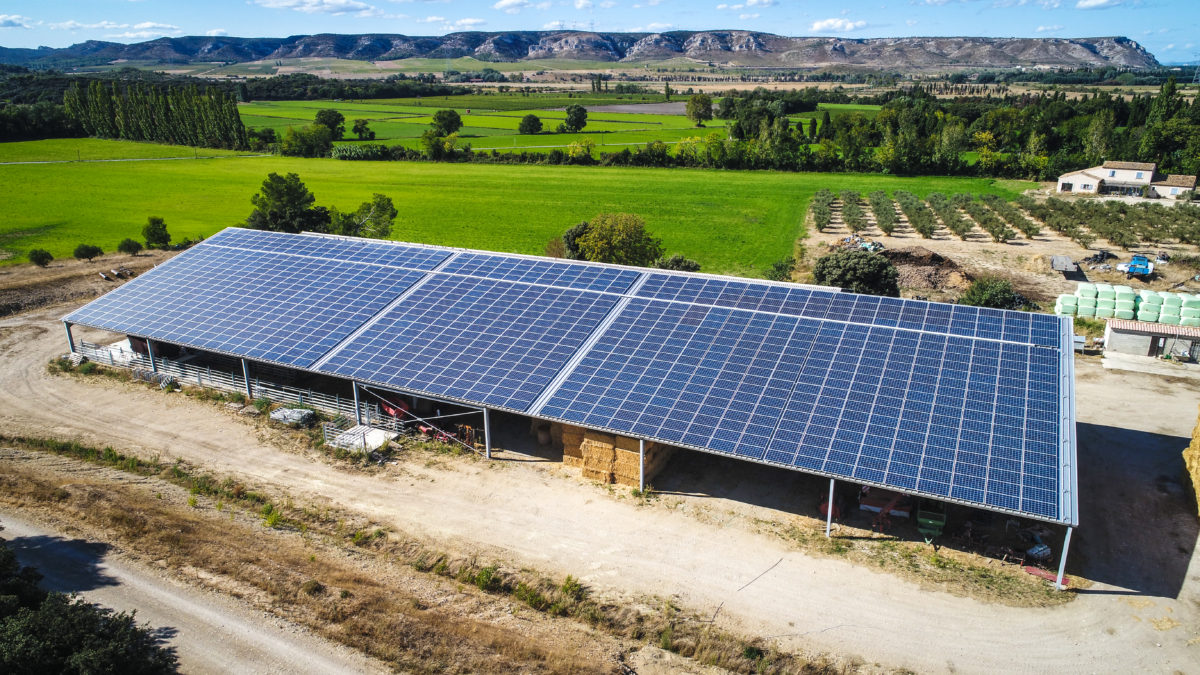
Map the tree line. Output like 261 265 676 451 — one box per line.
63 80 248 150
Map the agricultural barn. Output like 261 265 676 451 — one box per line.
1056 161 1197 199
1104 319 1200 361
63 228 1079 584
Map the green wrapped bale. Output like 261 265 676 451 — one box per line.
1182 317 1200 327
1114 309 1136 320
1160 314 1182 325
1057 294 1078 307
1115 300 1136 311
1096 299 1116 310
1162 294 1184 308
1096 283 1116 300
1137 310 1160 322
1076 283 1097 299
1055 304 1077 316
1076 305 1096 318
1140 290 1163 305
1095 307 1115 318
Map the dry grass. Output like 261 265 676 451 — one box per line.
0 437 855 675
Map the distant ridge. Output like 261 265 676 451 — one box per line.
0 32 1160 70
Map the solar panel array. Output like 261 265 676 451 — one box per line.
65 228 1076 524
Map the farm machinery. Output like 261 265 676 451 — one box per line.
1116 254 1155 279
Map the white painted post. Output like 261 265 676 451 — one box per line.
146 340 158 373
63 322 76 353
825 478 835 538
240 359 252 400
639 439 646 493
483 408 491 459
1055 527 1073 591
351 382 362 425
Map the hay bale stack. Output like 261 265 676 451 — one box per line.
1185 405 1200 517
613 443 676 487
549 422 564 451
560 423 585 468
557 426 677 487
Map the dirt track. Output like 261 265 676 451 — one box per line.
0 510 388 674
2 304 1199 673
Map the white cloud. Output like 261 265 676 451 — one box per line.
575 0 593 8
254 0 375 14
544 20 566 29
810 17 866 32
205 28 228 36
1075 0 1120 7
1035 24 1063 32
740 12 759 19
906 19 918 26
1165 43 1175 49
452 17 485 28
629 22 672 32
416 15 447 22
493 0 530 13
0 14 32 29
132 21 180 30
50 20 128 30
535 1 552 8
599 0 617 6
744 0 774 6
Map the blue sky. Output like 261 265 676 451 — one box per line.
0 0 1196 63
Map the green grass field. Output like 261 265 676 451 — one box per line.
0 139 252 163
0 142 1035 275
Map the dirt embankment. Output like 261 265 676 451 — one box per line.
879 246 974 295
0 251 175 317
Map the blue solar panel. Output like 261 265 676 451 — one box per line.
440 252 640 294
541 299 1067 521
65 244 427 367
207 228 451 271
320 274 621 410
539 299 812 453
636 274 1060 348
65 228 1074 524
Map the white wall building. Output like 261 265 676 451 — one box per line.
1056 161 1196 199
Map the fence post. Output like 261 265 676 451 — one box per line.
63 322 76 353
241 359 253 400
146 340 158 374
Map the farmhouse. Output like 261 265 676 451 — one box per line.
1104 319 1200 360
61 228 1079 586
1056 161 1197 199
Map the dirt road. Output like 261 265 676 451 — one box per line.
0 510 387 675
2 305 1198 673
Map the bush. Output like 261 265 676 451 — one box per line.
765 257 795 282
142 216 170 249
812 250 899 297
28 249 52 267
118 238 143 256
73 244 102 262
959 277 1022 310
518 114 542 135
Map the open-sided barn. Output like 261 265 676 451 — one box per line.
63 228 1079 585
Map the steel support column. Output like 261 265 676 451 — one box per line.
1055 527 1073 591
825 478 835 538
483 408 491 459
146 340 158 374
352 382 362 425
240 359 252 400
64 322 76 353
639 439 646 493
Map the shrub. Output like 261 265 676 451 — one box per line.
117 238 143 256
300 579 325 596
28 249 52 267
959 277 1023 310
142 216 170 249
812 250 899 297
73 244 102 261
764 257 795 282
518 114 542 135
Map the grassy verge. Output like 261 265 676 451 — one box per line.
756 518 1079 608
0 437 847 674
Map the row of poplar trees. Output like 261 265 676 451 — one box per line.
63 81 248 150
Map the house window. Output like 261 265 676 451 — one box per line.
1172 188 1179 195
1081 184 1092 190
1109 170 1116 177
1136 172 1144 179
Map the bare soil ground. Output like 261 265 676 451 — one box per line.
806 193 1200 304
0 250 174 317
2 303 1198 673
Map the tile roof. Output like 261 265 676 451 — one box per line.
1152 174 1197 189
1102 161 1157 171
1107 319 1200 339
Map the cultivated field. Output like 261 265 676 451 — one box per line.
235 95 879 155
0 143 1030 273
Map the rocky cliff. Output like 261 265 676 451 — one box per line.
0 31 1160 70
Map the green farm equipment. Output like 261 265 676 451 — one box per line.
916 499 947 543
